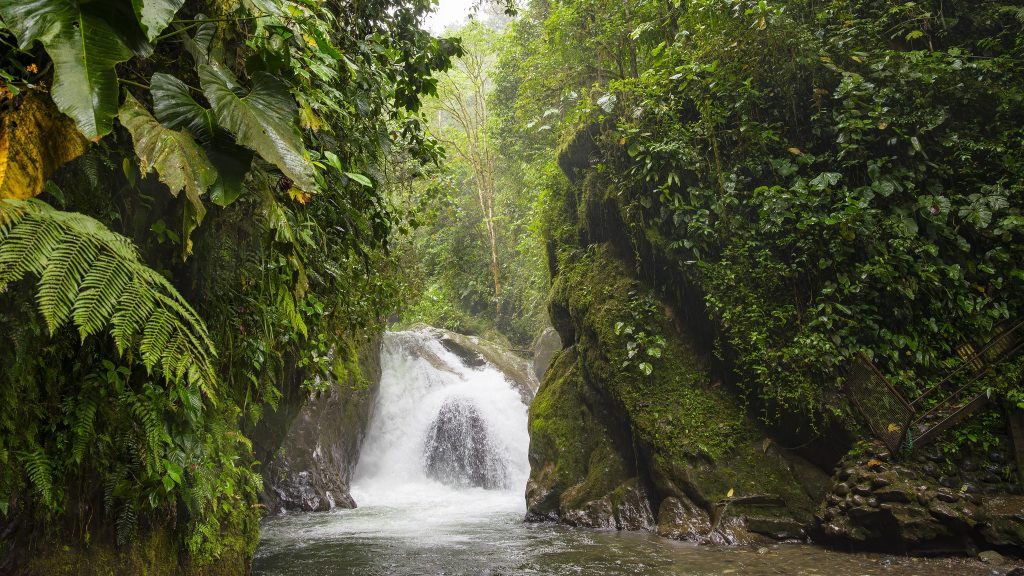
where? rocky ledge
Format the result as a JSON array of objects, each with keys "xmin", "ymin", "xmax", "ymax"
[{"xmin": 817, "ymin": 441, "xmax": 1024, "ymax": 554}]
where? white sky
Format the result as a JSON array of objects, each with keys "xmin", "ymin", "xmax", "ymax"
[{"xmin": 424, "ymin": 0, "xmax": 477, "ymax": 34}]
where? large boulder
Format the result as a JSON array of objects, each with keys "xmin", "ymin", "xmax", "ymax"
[
  {"xmin": 261, "ymin": 336, "xmax": 382, "ymax": 513},
  {"xmin": 424, "ymin": 397, "xmax": 508, "ymax": 489},
  {"xmin": 527, "ymin": 246, "xmax": 828, "ymax": 542}
]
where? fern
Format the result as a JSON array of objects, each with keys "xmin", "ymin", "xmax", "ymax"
[
  {"xmin": 71, "ymin": 390, "xmax": 98, "ymax": 464},
  {"xmin": 22, "ymin": 450, "xmax": 55, "ymax": 508},
  {"xmin": 0, "ymin": 199, "xmax": 218, "ymax": 397}
]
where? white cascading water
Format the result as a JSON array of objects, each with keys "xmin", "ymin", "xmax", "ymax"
[{"xmin": 350, "ymin": 328, "xmax": 531, "ymax": 530}]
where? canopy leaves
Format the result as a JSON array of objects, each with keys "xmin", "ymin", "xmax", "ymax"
[{"xmin": 199, "ymin": 61, "xmax": 314, "ymax": 191}]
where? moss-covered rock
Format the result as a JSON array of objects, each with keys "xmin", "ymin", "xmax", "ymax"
[
  {"xmin": 18, "ymin": 530, "xmax": 251, "ymax": 576},
  {"xmin": 261, "ymin": 334, "xmax": 383, "ymax": 513},
  {"xmin": 530, "ymin": 244, "xmax": 828, "ymax": 541}
]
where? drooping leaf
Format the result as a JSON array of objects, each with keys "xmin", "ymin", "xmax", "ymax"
[
  {"xmin": 199, "ymin": 61, "xmax": 314, "ymax": 190},
  {"xmin": 119, "ymin": 92, "xmax": 214, "ymax": 255},
  {"xmin": 131, "ymin": 0, "xmax": 184, "ymax": 41},
  {"xmin": 0, "ymin": 0, "xmax": 147, "ymax": 139},
  {"xmin": 151, "ymin": 72, "xmax": 215, "ymax": 143},
  {"xmin": 0, "ymin": 89, "xmax": 88, "ymax": 199},
  {"xmin": 151, "ymin": 72, "xmax": 252, "ymax": 206}
]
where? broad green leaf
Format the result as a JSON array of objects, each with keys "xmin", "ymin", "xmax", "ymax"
[
  {"xmin": 199, "ymin": 61, "xmax": 314, "ymax": 190},
  {"xmin": 151, "ymin": 72, "xmax": 252, "ymax": 206},
  {"xmin": 345, "ymin": 171, "xmax": 373, "ymax": 188},
  {"xmin": 0, "ymin": 0, "xmax": 149, "ymax": 139},
  {"xmin": 119, "ymin": 93, "xmax": 214, "ymax": 253},
  {"xmin": 152, "ymin": 72, "xmax": 215, "ymax": 142},
  {"xmin": 131, "ymin": 0, "xmax": 184, "ymax": 41}
]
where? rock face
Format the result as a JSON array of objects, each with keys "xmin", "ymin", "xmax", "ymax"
[
  {"xmin": 424, "ymin": 398, "xmax": 508, "ymax": 489},
  {"xmin": 261, "ymin": 336, "xmax": 383, "ymax": 513},
  {"xmin": 815, "ymin": 441, "xmax": 1024, "ymax": 553},
  {"xmin": 531, "ymin": 327, "xmax": 562, "ymax": 380},
  {"xmin": 527, "ymin": 246, "xmax": 828, "ymax": 543},
  {"xmin": 412, "ymin": 323, "xmax": 540, "ymax": 404}
]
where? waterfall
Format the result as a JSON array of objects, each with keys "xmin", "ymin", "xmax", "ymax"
[{"xmin": 352, "ymin": 327, "xmax": 530, "ymax": 508}]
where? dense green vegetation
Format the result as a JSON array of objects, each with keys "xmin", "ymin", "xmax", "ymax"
[
  {"xmin": 398, "ymin": 17, "xmax": 550, "ymax": 348},
  {"xmin": 493, "ymin": 0, "xmax": 1024, "ymax": 436},
  {"xmin": 0, "ymin": 0, "xmax": 458, "ymax": 571},
  {"xmin": 2, "ymin": 0, "xmax": 1024, "ymax": 569}
]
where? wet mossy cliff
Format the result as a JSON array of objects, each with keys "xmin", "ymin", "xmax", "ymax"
[
  {"xmin": 255, "ymin": 334, "xmax": 383, "ymax": 514},
  {"xmin": 528, "ymin": 126, "xmax": 1024, "ymax": 554},
  {"xmin": 530, "ymin": 128, "xmax": 830, "ymax": 541}
]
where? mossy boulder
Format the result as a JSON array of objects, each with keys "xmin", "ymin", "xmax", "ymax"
[
  {"xmin": 261, "ymin": 334, "xmax": 383, "ymax": 513},
  {"xmin": 529, "ymin": 245, "xmax": 827, "ymax": 541}
]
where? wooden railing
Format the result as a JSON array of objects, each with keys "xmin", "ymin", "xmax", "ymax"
[{"xmin": 845, "ymin": 320, "xmax": 1024, "ymax": 455}]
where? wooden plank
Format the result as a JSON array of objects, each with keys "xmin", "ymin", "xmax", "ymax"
[
  {"xmin": 1007, "ymin": 404, "xmax": 1024, "ymax": 483},
  {"xmin": 914, "ymin": 393, "xmax": 989, "ymax": 448}
]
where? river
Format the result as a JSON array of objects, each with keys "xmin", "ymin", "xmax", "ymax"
[{"xmin": 252, "ymin": 329, "xmax": 996, "ymax": 576}]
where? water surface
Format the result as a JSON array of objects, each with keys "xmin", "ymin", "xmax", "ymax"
[{"xmin": 253, "ymin": 328, "xmax": 999, "ymax": 576}]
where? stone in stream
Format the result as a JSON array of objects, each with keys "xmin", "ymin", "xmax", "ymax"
[{"xmin": 423, "ymin": 397, "xmax": 508, "ymax": 489}]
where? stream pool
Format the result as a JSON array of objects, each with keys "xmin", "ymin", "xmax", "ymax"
[{"xmin": 252, "ymin": 483, "xmax": 1000, "ymax": 576}]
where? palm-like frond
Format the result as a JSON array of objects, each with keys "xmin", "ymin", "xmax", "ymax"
[{"xmin": 0, "ymin": 199, "xmax": 218, "ymax": 397}]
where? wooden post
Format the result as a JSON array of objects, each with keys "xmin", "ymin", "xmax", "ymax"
[{"xmin": 1007, "ymin": 403, "xmax": 1024, "ymax": 484}]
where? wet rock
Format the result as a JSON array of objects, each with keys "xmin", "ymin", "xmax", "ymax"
[
  {"xmin": 744, "ymin": 517, "xmax": 805, "ymax": 540},
  {"xmin": 260, "ymin": 334, "xmax": 382, "ymax": 514},
  {"xmin": 424, "ymin": 397, "xmax": 508, "ymax": 489},
  {"xmin": 834, "ymin": 483, "xmax": 849, "ymax": 496},
  {"xmin": 936, "ymin": 489, "xmax": 959, "ymax": 503},
  {"xmin": 609, "ymin": 478, "xmax": 654, "ymax": 531},
  {"xmin": 657, "ymin": 496, "xmax": 712, "ymax": 541},
  {"xmin": 978, "ymin": 550, "xmax": 1008, "ymax": 566},
  {"xmin": 939, "ymin": 475, "xmax": 959, "ymax": 489},
  {"xmin": 870, "ymin": 477, "xmax": 891, "ymax": 489},
  {"xmin": 852, "ymin": 485, "xmax": 873, "ymax": 497},
  {"xmin": 531, "ymin": 327, "xmax": 562, "ymax": 380},
  {"xmin": 874, "ymin": 488, "xmax": 913, "ymax": 503},
  {"xmin": 563, "ymin": 496, "xmax": 616, "ymax": 529}
]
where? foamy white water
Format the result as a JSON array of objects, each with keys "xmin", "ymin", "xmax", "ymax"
[{"xmin": 351, "ymin": 328, "xmax": 530, "ymax": 516}]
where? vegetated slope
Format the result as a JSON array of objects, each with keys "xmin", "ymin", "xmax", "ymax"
[
  {"xmin": 497, "ymin": 0, "xmax": 1024, "ymax": 552},
  {"xmin": 0, "ymin": 0, "xmax": 457, "ymax": 572}
]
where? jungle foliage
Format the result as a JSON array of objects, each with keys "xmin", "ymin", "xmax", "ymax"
[
  {"xmin": 400, "ymin": 18, "xmax": 550, "ymax": 347},
  {"xmin": 0, "ymin": 0, "xmax": 457, "ymax": 570},
  {"xmin": 494, "ymin": 0, "xmax": 1024, "ymax": 439}
]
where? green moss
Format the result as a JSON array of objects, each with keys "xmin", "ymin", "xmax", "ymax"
[
  {"xmin": 20, "ymin": 529, "xmax": 251, "ymax": 576},
  {"xmin": 537, "ymin": 243, "xmax": 823, "ymax": 520}
]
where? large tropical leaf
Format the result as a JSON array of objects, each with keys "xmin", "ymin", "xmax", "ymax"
[
  {"xmin": 151, "ymin": 72, "xmax": 253, "ymax": 206},
  {"xmin": 131, "ymin": 0, "xmax": 184, "ymax": 41},
  {"xmin": 119, "ymin": 92, "xmax": 214, "ymax": 255},
  {"xmin": 199, "ymin": 61, "xmax": 314, "ymax": 190},
  {"xmin": 0, "ymin": 0, "xmax": 151, "ymax": 139},
  {"xmin": 151, "ymin": 72, "xmax": 215, "ymax": 142}
]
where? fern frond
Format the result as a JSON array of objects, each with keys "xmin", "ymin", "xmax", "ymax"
[
  {"xmin": 22, "ymin": 450, "xmax": 55, "ymax": 508},
  {"xmin": 0, "ymin": 199, "xmax": 218, "ymax": 396},
  {"xmin": 116, "ymin": 500, "xmax": 138, "ymax": 546},
  {"xmin": 71, "ymin": 391, "xmax": 98, "ymax": 464}
]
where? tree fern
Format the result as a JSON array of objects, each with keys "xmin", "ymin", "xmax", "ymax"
[{"xmin": 0, "ymin": 199, "xmax": 218, "ymax": 397}]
